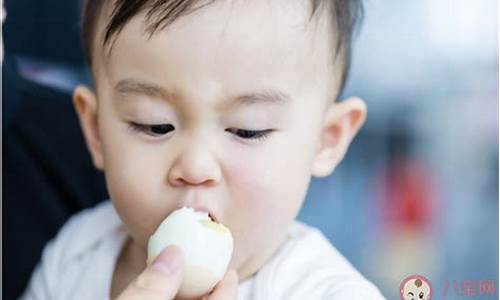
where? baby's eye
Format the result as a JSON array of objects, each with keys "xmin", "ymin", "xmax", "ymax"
[
  {"xmin": 225, "ymin": 128, "xmax": 273, "ymax": 140},
  {"xmin": 129, "ymin": 122, "xmax": 175, "ymax": 137}
]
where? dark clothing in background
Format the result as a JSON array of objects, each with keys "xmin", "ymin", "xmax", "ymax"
[
  {"xmin": 4, "ymin": 0, "xmax": 84, "ymax": 66},
  {"xmin": 2, "ymin": 56, "xmax": 108, "ymax": 300}
]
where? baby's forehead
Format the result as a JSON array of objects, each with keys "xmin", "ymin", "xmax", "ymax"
[
  {"xmin": 94, "ymin": 0, "xmax": 334, "ymax": 65},
  {"xmin": 90, "ymin": 0, "xmax": 341, "ymax": 104}
]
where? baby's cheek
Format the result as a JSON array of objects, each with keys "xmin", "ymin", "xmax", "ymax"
[
  {"xmin": 106, "ymin": 153, "xmax": 168, "ymax": 240},
  {"xmin": 225, "ymin": 152, "xmax": 278, "ymax": 210},
  {"xmin": 223, "ymin": 151, "xmax": 298, "ymax": 240},
  {"xmin": 225, "ymin": 160, "xmax": 301, "ymax": 275}
]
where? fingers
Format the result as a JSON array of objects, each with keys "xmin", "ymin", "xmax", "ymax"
[
  {"xmin": 203, "ymin": 269, "xmax": 239, "ymax": 300},
  {"xmin": 116, "ymin": 246, "xmax": 184, "ymax": 300}
]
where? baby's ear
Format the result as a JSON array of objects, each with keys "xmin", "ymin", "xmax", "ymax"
[
  {"xmin": 311, "ymin": 97, "xmax": 367, "ymax": 177},
  {"xmin": 73, "ymin": 85, "xmax": 104, "ymax": 170}
]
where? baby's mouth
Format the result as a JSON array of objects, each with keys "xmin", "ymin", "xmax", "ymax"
[
  {"xmin": 208, "ymin": 213, "xmax": 217, "ymax": 223},
  {"xmin": 187, "ymin": 204, "xmax": 219, "ymax": 223}
]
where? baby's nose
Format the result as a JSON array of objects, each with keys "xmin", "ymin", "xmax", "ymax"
[{"xmin": 168, "ymin": 143, "xmax": 222, "ymax": 187}]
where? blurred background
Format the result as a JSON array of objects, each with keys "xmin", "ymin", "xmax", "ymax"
[{"xmin": 3, "ymin": 0, "xmax": 498, "ymax": 299}]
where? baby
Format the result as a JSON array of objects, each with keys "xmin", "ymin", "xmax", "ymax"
[{"xmin": 21, "ymin": 0, "xmax": 385, "ymax": 299}]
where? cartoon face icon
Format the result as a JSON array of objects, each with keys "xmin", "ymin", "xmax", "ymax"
[{"xmin": 400, "ymin": 275, "xmax": 432, "ymax": 300}]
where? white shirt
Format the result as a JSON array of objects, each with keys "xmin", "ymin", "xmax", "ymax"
[{"xmin": 20, "ymin": 201, "xmax": 385, "ymax": 300}]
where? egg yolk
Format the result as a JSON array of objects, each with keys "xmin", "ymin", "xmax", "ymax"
[{"xmin": 199, "ymin": 220, "xmax": 230, "ymax": 234}]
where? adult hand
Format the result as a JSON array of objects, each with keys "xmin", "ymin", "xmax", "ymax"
[{"xmin": 116, "ymin": 246, "xmax": 238, "ymax": 300}]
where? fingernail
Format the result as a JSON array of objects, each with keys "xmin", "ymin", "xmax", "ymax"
[{"xmin": 152, "ymin": 247, "xmax": 182, "ymax": 275}]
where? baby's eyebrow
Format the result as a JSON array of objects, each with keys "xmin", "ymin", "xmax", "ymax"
[
  {"xmin": 114, "ymin": 78, "xmax": 174, "ymax": 100},
  {"xmin": 114, "ymin": 78, "xmax": 290, "ymax": 107},
  {"xmin": 228, "ymin": 89, "xmax": 291, "ymax": 108}
]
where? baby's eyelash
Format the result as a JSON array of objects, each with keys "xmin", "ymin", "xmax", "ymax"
[
  {"xmin": 128, "ymin": 122, "xmax": 175, "ymax": 136},
  {"xmin": 225, "ymin": 128, "xmax": 274, "ymax": 140},
  {"xmin": 128, "ymin": 122, "xmax": 273, "ymax": 141}
]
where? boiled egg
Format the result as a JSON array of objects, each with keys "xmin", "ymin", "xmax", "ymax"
[{"xmin": 147, "ymin": 207, "xmax": 233, "ymax": 299}]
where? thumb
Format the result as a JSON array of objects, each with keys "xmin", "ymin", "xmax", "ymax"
[{"xmin": 116, "ymin": 246, "xmax": 184, "ymax": 300}]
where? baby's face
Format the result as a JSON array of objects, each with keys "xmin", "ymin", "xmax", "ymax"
[
  {"xmin": 401, "ymin": 278, "xmax": 432, "ymax": 300},
  {"xmin": 84, "ymin": 0, "xmax": 343, "ymax": 279}
]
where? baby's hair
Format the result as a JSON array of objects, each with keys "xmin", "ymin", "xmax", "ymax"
[
  {"xmin": 81, "ymin": 0, "xmax": 363, "ymax": 95},
  {"xmin": 414, "ymin": 279, "xmax": 423, "ymax": 287}
]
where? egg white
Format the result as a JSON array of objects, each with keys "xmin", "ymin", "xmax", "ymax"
[{"xmin": 147, "ymin": 207, "xmax": 233, "ymax": 298}]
